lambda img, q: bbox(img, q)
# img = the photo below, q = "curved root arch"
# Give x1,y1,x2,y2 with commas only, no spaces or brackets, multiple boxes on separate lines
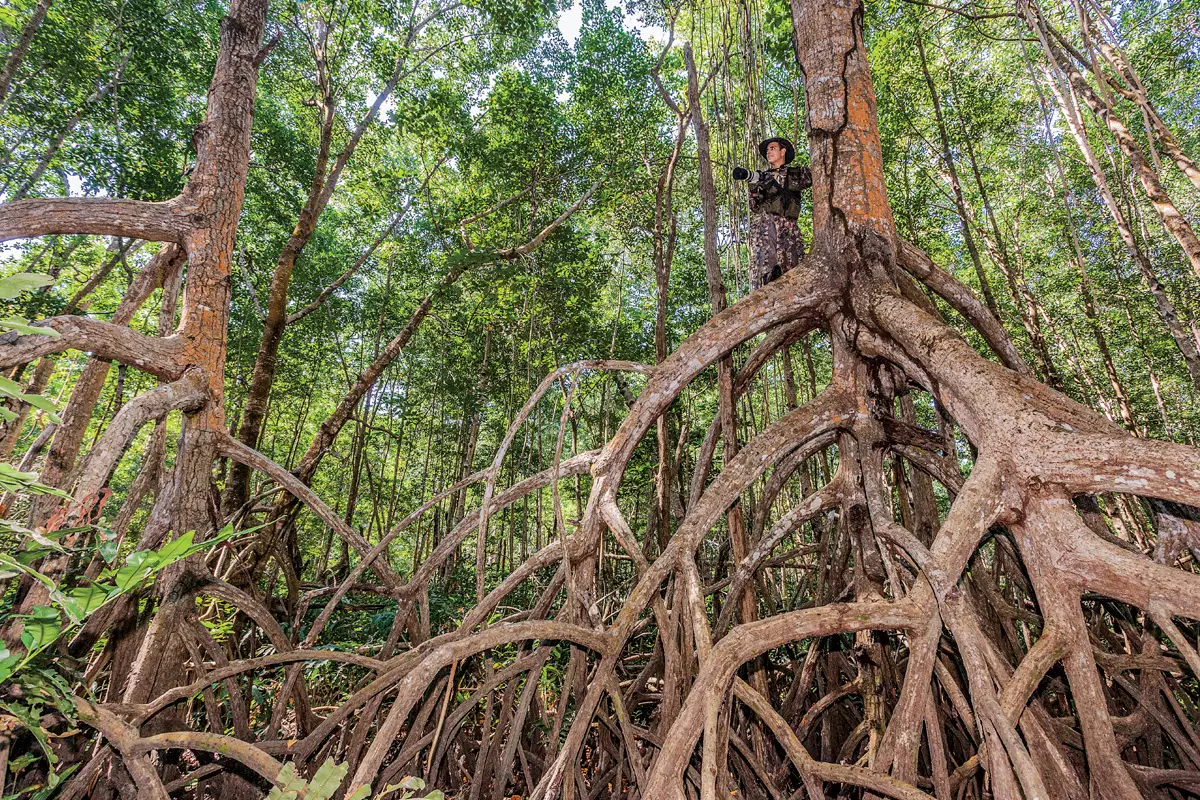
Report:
56,214,1200,800
310,250,1200,800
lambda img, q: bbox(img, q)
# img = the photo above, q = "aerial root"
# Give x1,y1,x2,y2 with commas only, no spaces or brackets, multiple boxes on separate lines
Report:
47,248,1200,800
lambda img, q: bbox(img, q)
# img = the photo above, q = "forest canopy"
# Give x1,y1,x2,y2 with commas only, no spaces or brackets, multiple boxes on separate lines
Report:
3,0,1200,796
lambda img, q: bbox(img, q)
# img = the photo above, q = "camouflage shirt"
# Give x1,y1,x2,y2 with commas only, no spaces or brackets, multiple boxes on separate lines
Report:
748,164,813,221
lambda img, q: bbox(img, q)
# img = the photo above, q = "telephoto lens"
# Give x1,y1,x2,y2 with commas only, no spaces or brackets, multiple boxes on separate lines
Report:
732,167,749,181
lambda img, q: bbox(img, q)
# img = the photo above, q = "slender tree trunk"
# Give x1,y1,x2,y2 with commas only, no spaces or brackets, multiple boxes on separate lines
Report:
1116,281,1171,435
0,0,51,105
1043,62,1200,390
914,29,1001,322
1074,256,1137,430
1024,0,1200,283
1076,0,1200,196
6,50,129,201
449,329,490,529
685,43,754,628
653,115,686,552
946,66,1062,388
223,53,338,515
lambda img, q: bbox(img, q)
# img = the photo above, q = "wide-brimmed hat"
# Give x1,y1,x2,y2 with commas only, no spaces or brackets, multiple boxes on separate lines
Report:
758,137,795,164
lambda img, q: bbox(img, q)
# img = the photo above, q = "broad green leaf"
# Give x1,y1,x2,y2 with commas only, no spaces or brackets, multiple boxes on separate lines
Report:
110,550,159,593
306,758,349,799
0,273,53,299
60,585,109,623
0,645,20,683
0,553,56,589
97,528,119,564
179,522,263,560
153,530,195,567
20,606,62,652
0,463,67,497
264,762,306,800
20,393,57,413
26,528,68,552
0,318,59,336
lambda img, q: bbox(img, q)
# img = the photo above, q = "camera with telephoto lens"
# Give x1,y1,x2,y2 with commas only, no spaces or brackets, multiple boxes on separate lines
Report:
732,167,769,183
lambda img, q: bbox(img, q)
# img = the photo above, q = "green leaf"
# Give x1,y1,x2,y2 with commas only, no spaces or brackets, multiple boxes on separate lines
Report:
19,606,62,652
0,645,21,683
343,787,371,800
179,522,264,560
19,392,57,412
0,273,53,299
0,700,57,763
0,318,59,336
152,530,195,568
29,764,80,800
59,584,109,624
109,549,159,593
7,751,38,772
0,553,57,589
96,527,119,564
306,758,349,799
265,762,306,800
0,375,23,395
0,463,64,496
0,406,17,423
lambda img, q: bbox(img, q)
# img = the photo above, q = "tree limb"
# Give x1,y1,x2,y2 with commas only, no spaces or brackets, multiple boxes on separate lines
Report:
0,198,182,243
0,315,183,378
217,433,404,588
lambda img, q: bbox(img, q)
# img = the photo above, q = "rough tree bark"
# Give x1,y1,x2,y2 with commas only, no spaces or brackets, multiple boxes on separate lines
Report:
0,0,272,730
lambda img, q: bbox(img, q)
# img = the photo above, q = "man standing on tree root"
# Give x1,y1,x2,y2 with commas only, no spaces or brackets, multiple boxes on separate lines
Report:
734,137,813,290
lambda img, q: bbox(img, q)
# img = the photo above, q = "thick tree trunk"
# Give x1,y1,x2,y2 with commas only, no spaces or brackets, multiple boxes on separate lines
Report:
117,0,270,721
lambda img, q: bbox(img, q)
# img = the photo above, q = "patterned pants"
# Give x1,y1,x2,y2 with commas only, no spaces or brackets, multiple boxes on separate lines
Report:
750,212,806,290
